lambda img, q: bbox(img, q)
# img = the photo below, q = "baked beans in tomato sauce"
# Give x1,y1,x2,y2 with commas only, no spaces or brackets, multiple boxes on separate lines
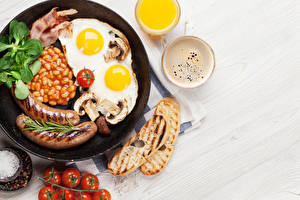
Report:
27,46,77,106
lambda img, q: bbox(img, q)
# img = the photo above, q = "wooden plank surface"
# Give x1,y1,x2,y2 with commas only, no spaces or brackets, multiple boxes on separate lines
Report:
0,0,300,199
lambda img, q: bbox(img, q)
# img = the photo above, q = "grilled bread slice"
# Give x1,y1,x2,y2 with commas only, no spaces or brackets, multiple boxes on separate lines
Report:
107,115,169,176
140,97,181,175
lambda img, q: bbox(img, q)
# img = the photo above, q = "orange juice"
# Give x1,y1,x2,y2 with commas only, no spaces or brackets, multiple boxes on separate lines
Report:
135,0,180,35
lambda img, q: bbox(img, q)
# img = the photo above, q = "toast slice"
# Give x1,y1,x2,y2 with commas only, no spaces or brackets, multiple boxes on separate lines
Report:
140,97,181,175
107,114,169,176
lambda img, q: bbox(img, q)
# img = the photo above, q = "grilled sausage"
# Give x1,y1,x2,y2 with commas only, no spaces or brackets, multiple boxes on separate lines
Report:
12,88,80,125
96,116,111,135
16,114,97,150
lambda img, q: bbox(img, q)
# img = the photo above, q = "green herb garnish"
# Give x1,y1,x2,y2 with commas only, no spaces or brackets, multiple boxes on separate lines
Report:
15,79,29,100
23,117,79,134
0,20,43,99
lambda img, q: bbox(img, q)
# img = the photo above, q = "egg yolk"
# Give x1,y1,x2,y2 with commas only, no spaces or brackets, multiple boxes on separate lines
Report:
76,28,104,55
105,65,131,91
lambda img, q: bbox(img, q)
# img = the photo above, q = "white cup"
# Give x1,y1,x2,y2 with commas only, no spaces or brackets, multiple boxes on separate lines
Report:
162,36,215,88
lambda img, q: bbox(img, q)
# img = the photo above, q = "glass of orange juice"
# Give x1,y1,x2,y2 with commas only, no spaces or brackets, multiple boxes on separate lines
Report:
135,0,181,36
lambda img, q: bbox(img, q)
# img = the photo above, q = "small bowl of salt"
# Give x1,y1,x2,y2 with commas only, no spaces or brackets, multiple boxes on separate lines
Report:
0,148,22,183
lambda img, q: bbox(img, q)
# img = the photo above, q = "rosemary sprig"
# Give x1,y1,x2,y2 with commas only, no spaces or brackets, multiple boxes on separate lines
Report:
23,117,79,134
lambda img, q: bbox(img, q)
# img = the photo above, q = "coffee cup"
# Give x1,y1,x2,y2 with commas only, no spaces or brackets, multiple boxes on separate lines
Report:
162,36,215,88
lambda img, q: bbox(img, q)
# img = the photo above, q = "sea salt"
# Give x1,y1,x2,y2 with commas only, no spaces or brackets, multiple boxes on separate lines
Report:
0,150,20,180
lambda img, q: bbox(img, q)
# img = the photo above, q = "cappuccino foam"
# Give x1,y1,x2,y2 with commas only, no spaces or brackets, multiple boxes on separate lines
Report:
164,38,213,86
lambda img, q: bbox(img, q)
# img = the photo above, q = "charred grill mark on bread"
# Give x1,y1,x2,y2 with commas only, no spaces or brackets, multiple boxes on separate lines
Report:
107,114,169,176
140,98,181,175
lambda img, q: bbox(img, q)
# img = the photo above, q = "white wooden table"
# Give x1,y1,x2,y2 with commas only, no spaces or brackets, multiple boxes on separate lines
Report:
1,0,300,199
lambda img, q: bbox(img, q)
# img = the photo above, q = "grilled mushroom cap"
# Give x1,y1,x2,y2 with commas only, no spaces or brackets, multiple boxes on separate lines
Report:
104,37,130,62
99,99,129,125
73,92,99,121
83,100,99,121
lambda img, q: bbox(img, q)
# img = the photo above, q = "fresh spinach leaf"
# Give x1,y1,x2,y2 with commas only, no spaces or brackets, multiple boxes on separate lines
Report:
20,66,33,82
23,56,35,67
22,39,43,57
0,56,11,71
10,71,21,80
10,64,21,71
0,35,8,44
30,60,41,76
10,20,29,44
15,51,24,65
10,51,16,59
0,72,8,82
9,20,18,43
3,51,11,58
0,42,11,52
5,77,13,88
14,80,29,100
0,20,43,99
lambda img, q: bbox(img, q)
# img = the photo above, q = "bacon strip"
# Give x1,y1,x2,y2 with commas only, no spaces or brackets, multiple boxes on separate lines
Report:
57,9,78,17
39,21,73,47
30,7,77,47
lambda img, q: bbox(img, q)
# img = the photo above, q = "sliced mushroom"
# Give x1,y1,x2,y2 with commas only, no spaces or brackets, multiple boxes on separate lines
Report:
99,99,121,116
83,100,99,121
73,92,99,121
104,37,130,62
102,99,129,125
104,46,120,62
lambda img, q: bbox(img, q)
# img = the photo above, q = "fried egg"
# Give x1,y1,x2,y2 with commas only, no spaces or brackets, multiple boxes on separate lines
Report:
59,18,112,75
58,18,138,117
90,60,138,114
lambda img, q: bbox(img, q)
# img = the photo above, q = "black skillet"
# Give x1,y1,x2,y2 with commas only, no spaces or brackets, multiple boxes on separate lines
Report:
0,0,150,161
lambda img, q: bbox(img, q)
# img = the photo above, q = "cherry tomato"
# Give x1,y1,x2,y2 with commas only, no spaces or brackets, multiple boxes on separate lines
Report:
81,174,99,191
77,68,95,88
38,186,59,200
58,188,75,200
43,167,61,186
62,168,81,188
92,189,111,200
75,192,92,200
